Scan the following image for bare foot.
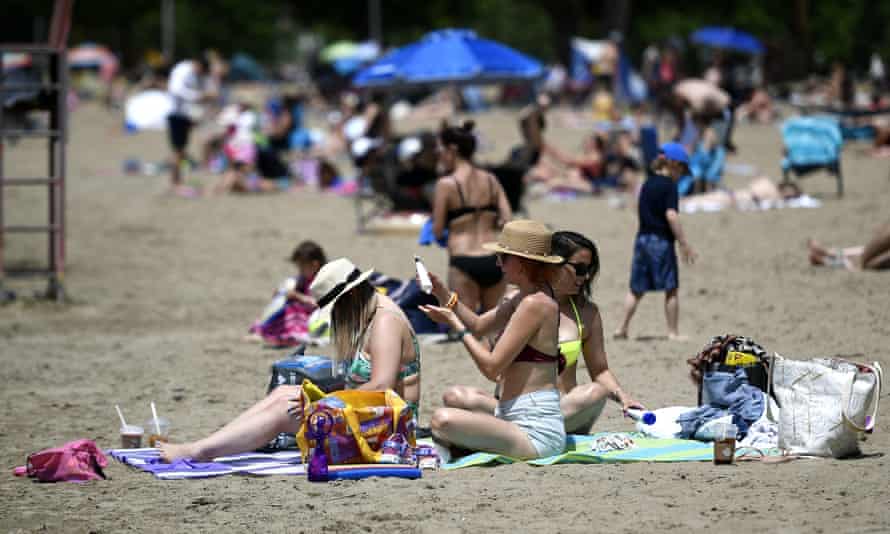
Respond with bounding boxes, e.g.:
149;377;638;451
807;238;830;266
158;442;199;463
668;333;689;342
612;330;628;340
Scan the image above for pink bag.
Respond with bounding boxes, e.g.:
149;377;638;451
13;439;108;482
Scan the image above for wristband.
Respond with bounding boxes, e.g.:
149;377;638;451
445;291;458;309
456;329;470;340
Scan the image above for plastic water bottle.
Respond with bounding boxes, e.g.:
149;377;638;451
625;409;656;425
307;412;332;482
414;255;433;294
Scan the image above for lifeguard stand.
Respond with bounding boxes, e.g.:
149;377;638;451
0;0;74;301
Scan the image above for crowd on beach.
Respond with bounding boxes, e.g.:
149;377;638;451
12;35;875;465
149;44;890;214
138;41;890;464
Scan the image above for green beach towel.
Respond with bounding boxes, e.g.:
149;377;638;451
425;432;777;470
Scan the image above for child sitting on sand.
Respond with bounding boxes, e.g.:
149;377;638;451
614;143;697;341
247;241;326;347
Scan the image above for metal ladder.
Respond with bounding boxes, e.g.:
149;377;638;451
0;0;73;301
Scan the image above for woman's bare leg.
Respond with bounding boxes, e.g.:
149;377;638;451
159;386;303;462
808;239;864;268
431;407;538;459
442;386;498;413
560;383;608;434
860;224;890;270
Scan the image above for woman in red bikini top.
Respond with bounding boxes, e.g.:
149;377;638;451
421;219;567;460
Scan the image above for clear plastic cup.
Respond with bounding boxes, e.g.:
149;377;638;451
120;424;144;449
713;422;738;465
144;417;171;447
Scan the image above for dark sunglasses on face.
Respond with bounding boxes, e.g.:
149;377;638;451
566;262;593;278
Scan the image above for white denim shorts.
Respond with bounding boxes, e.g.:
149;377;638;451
495;389;566;458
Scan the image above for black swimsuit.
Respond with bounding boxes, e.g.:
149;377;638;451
446;174;504;289
444;173;499;225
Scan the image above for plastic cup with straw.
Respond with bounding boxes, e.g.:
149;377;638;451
117;404;144;449
146;401;170;447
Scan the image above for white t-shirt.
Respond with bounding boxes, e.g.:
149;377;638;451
167;61;204;118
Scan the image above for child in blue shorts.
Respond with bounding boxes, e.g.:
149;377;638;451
614;142;697;341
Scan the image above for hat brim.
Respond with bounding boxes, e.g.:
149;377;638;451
314;268;375;324
482;242;564;264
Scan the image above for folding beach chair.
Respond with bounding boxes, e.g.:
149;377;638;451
354;137;434;234
781;116;844;196
354;165;393;234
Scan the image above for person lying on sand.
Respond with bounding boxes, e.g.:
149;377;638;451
438;231;644;434
679;176;807;213
808;222;890;271
159;258;421;462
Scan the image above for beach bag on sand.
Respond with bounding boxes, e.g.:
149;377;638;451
13;439;108;482
295;380;415;465
769;354;883;458
688;334;770;404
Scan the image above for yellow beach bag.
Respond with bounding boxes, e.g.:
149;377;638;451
295;380;415;465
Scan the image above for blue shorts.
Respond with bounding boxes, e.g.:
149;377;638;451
630;233;678;294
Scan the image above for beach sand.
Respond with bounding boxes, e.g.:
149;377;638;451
1;103;889;533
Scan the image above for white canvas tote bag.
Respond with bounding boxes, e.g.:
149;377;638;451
769;354;882;458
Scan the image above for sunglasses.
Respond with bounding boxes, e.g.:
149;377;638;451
566;262;593;278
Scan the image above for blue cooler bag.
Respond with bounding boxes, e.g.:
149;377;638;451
263;350;347;450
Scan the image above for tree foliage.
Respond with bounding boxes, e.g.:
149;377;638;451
2;0;889;80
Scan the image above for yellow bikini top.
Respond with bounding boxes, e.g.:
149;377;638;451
558;298;584;369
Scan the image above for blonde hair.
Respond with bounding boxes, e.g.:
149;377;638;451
330;281;377;362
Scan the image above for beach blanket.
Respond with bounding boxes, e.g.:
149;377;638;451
109;448;421;480
437;432;770;470
109;448;306;479
680;194;822;214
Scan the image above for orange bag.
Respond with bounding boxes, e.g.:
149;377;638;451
295;380;415;465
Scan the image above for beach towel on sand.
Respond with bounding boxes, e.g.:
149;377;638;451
434;432;777;470
108;448;421;480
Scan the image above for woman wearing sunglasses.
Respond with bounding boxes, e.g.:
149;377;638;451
438;231;643;435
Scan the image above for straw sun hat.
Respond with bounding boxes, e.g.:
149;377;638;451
309;258;375;321
482;220;564;264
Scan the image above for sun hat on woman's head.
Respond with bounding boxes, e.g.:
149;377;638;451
482;220;564;264
309;258;375;321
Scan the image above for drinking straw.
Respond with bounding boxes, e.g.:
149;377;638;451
150;401;162;435
115;405;128;427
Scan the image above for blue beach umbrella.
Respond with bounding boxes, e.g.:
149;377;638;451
691;26;764;55
353;29;543;88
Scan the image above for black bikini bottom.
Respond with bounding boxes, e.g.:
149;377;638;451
449;254;504;289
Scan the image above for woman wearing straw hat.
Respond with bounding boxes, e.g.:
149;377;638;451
159;258;421;463
436;231;645;435
420;220;566;459
431;120;513;314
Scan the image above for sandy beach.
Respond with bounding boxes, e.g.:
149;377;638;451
1;102;889;533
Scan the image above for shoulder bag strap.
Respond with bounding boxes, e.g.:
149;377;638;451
764;352;781;423
841;361;882;432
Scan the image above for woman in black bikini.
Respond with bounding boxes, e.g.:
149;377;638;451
431;121;513;313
